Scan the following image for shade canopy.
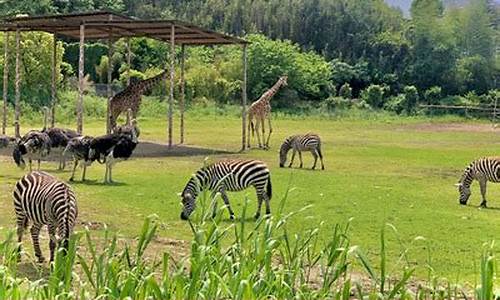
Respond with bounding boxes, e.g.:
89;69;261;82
0;11;247;45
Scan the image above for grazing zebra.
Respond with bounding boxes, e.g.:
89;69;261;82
456;157;500;208
279;133;325;170
180;159;272;220
13;171;78;263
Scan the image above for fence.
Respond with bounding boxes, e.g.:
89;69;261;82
419;104;499;125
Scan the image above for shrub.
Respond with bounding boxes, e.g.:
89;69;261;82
403;85;419;114
424;86;441;105
361;84;384;109
384;94;406;114
321;96;351;111
338;83;353;99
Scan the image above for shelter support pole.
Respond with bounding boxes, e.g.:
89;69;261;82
2;32;9;135
126;38;131;86
241;44;248;151
106;33;113;134
14;28;20;138
180;44;185;144
77;23;85;134
168;24;175;147
51;33;57;128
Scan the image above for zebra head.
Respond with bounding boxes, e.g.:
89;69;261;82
279;140;292;168
455;183;471;205
180;176;201;220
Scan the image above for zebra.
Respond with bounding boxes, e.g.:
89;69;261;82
279;133;325;170
13;171;78;263
180;159;272;220
456;157;500;208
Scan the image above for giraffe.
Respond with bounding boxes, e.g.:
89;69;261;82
247;75;288;149
109;70;167;130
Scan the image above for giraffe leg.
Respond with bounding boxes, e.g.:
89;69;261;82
265;116;273;149
260;118;266;149
311;150;318;170
288;149;296;168
255;118;263;148
247;116;252;148
298;151;303;168
30;223;44;263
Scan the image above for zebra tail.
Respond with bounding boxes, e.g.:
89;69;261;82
266;175;272;200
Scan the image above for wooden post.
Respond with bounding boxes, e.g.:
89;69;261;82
14;28;20;138
126;38;131;86
51;33;57;128
180;44;185;144
168;24;175;147
77;22;85;134
241;44;248;151
2;32;9;135
106;32;113;134
493;94;498;128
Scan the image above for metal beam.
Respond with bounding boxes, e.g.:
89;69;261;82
241;44;247;151
14;28;20;138
2;32;9;135
77;22;85;134
51;33;57;128
180;44;185;144
168;24;175;147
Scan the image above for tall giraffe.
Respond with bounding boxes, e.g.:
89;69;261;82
247;75;288;149
109;70;167;130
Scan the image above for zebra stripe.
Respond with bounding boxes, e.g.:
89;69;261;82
457;157;500;207
181;159;272;220
279;133;325;170
13;171;78;263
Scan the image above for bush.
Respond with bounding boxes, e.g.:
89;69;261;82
424;86;441;105
361;84;384;109
338;83;352;99
403;85;419;114
384;94;406;114
320;96;351;111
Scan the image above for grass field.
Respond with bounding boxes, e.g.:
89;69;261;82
1;111;499;285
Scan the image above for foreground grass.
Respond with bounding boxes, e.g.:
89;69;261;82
1;111;500;286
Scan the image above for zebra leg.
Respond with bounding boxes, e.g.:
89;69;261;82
69;159;78;182
48;225;57;262
288;149;296;168
311;150;318;170
220;190;235;220
16;215;28;261
264;193;271;216
318;147;325;170
298;151;303;168
255;193;264;219
30;223;45;263
479;179;488;208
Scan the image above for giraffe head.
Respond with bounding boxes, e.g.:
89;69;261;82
279;75;288;87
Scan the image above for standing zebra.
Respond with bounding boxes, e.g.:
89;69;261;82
180;159;272;220
456;157;500;208
13;171;78;263
279;133;325;170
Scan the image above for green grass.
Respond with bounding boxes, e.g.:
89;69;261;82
1;110;499;285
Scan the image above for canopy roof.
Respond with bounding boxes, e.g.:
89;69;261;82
0;11;247;45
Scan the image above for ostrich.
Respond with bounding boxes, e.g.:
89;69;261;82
41;107;81;170
63;135;94;182
89;126;139;184
13;130;51;171
0;135;15;148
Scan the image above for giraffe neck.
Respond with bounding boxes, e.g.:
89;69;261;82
136;71;167;94
259;79;284;104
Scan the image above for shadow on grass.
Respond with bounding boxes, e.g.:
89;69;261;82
16;261;50;281
70;179;128;187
